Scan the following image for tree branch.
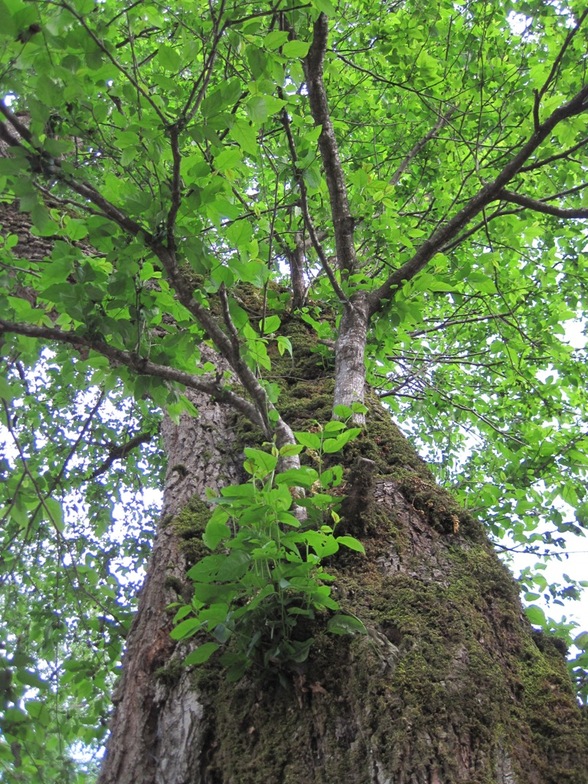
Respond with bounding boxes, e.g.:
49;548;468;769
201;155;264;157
0;102;294;443
368;79;588;317
0;318;266;430
0;100;150;239
390;109;456;186
89;429;157;480
279;104;348;303
166;123;182;248
218;283;241;353
409;311;512;338
518;136;588;174
533;9;588;128
304;14;358;276
498;188;588;218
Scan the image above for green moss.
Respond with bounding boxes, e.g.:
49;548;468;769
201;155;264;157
164;575;186;596
154;658;184;687
171;497;211;564
166;310;587;782
516;634;587;783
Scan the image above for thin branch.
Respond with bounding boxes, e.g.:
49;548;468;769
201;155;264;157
227;3;309;27
519;136;588;174
0;389;104;537
0;100;149;238
390;109;456;186
278;104;348;302
179;1;225;125
534;9;588;126
304;14;358;276
106;0;145;27
335;52;439;101
89;429;157;480
409;311;512;337
218;282;241;353
0;318;265;430
288;231;308;309
498;188;588;219
48;1;168;124
166;123;182;247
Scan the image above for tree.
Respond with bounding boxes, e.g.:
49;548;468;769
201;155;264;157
1;0;588;781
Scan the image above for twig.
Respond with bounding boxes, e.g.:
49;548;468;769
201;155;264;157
47;1;168;124
390;109;456;186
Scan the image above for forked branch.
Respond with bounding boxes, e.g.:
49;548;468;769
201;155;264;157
367;78;588;317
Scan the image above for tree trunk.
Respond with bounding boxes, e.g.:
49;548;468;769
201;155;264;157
98;342;588;784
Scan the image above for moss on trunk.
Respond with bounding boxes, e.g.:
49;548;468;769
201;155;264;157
161;312;587;783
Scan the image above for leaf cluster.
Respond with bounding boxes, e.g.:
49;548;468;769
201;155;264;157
170;417;366;681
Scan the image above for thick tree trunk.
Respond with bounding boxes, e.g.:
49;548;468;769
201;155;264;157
99;356;588;784
97;392;244;784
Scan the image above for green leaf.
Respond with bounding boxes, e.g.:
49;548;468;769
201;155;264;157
157;44;182;71
336;535;365;554
243;447;278;477
187;555;226;583
274;466;319;488
322;428;361;453
525;605;547;627
324;420;347;433
302;166;322;189
170;617;202;640
311;0;337;15
264;30;289;50
282;40;311;59
246;95;285;124
259;314;281;334
294;431;322;450
0;377;14;401
327;614;367;635
279;443;304;457
184;642;220;665
203;510;230;550
276;336;293;356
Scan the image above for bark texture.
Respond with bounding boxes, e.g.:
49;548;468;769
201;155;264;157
97;391;243;784
98;339;588;784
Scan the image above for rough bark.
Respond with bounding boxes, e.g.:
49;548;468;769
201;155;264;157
97;391;243;784
333;294;370;421
98;351;588;784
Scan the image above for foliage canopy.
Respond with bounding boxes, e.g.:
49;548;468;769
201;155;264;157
1;0;588;779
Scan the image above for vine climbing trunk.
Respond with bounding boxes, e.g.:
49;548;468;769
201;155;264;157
98;334;588;784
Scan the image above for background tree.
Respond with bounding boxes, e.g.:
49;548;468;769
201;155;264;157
1;0;588;782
